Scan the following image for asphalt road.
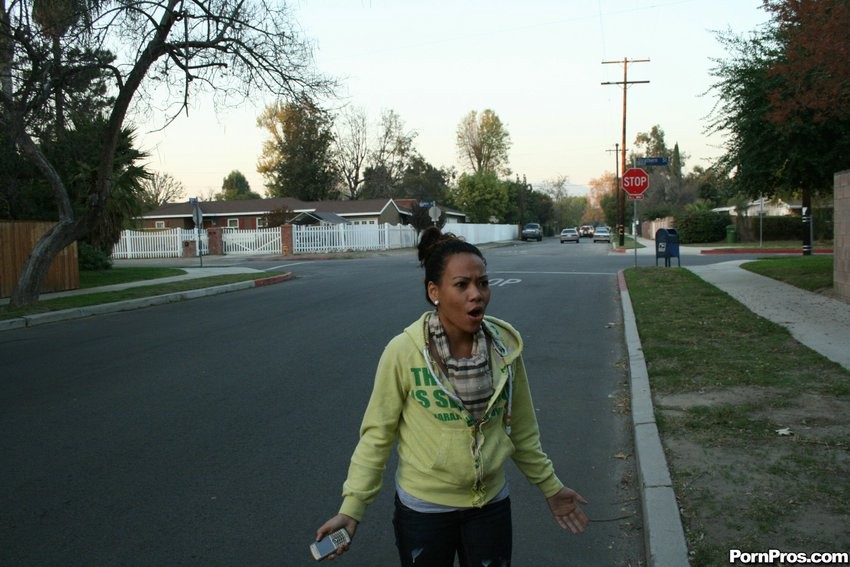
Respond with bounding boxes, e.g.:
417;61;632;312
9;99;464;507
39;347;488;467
1;237;680;565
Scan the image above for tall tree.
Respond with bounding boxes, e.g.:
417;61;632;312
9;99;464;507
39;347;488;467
1;0;332;307
332;106;369;199
587;173;616;225
396;154;452;203
360;164;395;200
541;176;587;230
368;109;416;196
631;125;694;215
763;0;850;125
503;176;532;225
257;100;336;201
707;2;850;253
216;170;260;200
456;109;511;175
140;172;185;210
452;171;508;223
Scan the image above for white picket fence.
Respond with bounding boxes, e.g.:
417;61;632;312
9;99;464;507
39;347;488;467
223;228;282;255
293;223;417;253
111;223;517;259
111;228;208;259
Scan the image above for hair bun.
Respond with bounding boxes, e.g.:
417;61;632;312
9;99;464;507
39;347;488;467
417;226;460;265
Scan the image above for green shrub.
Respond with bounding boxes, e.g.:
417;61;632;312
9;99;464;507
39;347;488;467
675;210;730;243
78;241;113;271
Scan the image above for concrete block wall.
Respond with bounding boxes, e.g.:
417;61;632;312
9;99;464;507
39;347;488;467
835;170;850;302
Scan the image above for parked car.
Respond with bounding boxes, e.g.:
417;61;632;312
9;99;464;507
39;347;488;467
559;227;580;244
521;222;543;241
593;226;612;243
579;225;594;238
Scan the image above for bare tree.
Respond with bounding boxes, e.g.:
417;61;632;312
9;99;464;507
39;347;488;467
332;106;369;199
1;0;333;307
140;171;185;210
371;108;416;188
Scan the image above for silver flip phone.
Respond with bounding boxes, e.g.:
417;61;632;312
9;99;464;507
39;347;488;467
310;528;351;561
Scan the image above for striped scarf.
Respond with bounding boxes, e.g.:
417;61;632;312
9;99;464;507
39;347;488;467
427;313;493;420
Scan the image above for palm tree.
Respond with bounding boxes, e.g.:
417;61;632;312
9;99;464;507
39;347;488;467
31;0;102;134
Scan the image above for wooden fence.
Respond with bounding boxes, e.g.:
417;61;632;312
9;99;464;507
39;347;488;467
0;221;79;299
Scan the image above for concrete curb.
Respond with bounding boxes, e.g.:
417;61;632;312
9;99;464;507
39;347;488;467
618;270;690;567
1;272;292;331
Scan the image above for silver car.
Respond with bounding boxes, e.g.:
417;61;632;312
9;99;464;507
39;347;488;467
593;227;611;243
559;227;579;244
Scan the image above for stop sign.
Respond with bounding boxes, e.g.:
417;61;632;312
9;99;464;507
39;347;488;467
622;168;649;196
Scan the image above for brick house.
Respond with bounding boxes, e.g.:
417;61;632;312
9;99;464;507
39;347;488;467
138;197;466;229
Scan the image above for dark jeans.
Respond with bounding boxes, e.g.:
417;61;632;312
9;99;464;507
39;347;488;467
392;494;512;567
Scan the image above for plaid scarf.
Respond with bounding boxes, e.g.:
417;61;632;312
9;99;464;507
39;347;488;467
427;313;493;421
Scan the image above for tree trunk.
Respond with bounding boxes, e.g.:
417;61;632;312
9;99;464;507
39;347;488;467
7;116;77;307
9;220;79;307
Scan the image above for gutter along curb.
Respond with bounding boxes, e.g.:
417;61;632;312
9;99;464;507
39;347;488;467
618;270;690;567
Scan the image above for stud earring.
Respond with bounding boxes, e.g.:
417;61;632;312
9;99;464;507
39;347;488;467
434;300;439;308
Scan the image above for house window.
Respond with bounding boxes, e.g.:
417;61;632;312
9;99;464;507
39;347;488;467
256;217;268;228
155;221;165;229
227;218;239;229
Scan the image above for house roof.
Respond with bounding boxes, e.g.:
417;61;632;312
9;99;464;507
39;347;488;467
311;198;408;217
290;211;350;225
143;198;310;219
140;197;432;219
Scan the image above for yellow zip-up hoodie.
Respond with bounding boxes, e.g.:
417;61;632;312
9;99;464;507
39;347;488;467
339;312;564;522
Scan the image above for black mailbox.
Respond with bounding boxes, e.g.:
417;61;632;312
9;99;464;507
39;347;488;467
655;228;680;267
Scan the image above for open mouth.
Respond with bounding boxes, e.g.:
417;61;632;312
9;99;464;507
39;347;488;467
468;306;485;321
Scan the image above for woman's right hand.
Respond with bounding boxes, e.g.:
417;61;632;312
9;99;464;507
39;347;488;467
315;514;359;560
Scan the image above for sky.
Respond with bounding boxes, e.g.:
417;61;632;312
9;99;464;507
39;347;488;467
135;0;770;200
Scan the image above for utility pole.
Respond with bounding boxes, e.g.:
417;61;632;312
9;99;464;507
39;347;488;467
602;58;649;246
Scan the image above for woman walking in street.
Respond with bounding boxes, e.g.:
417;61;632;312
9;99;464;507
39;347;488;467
315;227;588;565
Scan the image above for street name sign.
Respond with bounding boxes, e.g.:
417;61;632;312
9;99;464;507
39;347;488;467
636;156;668;167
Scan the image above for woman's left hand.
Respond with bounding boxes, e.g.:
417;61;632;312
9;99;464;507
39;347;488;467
546;487;589;534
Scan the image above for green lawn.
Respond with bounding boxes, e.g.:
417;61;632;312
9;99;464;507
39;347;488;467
1;271;264;320
741;255;834;292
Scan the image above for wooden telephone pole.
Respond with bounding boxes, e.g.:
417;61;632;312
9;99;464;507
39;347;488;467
602;58;649;246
